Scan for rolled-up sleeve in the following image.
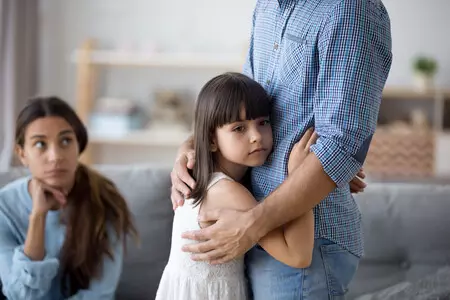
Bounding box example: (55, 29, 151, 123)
(0, 223, 59, 299)
(310, 0, 392, 187)
(11, 246, 59, 289)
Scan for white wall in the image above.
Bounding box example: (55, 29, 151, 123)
(436, 133, 450, 176)
(38, 0, 64, 99)
(38, 0, 256, 104)
(384, 0, 450, 87)
(38, 0, 450, 101)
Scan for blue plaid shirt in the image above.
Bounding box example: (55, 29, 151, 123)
(244, 0, 392, 257)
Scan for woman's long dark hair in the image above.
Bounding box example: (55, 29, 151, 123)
(190, 72, 271, 206)
(15, 96, 138, 297)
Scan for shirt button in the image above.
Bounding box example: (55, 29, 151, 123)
(273, 43, 279, 50)
(266, 80, 271, 85)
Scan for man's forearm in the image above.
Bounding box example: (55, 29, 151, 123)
(251, 153, 336, 239)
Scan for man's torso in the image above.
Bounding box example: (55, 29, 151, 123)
(247, 0, 365, 257)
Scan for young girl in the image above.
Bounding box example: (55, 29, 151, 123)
(156, 72, 316, 300)
(0, 97, 137, 299)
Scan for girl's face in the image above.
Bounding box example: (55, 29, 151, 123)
(212, 107, 273, 179)
(16, 116, 79, 192)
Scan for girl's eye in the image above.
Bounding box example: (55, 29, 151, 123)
(233, 126, 245, 133)
(261, 119, 271, 126)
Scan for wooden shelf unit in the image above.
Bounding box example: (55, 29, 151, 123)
(89, 128, 191, 147)
(73, 39, 245, 165)
(71, 49, 245, 69)
(382, 87, 450, 100)
(365, 87, 450, 179)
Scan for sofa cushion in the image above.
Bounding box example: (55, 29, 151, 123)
(355, 266, 450, 300)
(94, 165, 173, 300)
(349, 183, 450, 298)
(355, 281, 411, 300)
(391, 266, 450, 299)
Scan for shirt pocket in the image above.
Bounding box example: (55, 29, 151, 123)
(278, 32, 313, 90)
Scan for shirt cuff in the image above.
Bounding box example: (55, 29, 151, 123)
(12, 246, 60, 290)
(310, 138, 362, 188)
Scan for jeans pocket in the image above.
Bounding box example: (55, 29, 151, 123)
(320, 243, 359, 297)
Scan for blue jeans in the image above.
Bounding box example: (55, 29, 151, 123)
(245, 238, 360, 300)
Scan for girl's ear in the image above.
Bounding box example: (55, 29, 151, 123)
(210, 136, 218, 152)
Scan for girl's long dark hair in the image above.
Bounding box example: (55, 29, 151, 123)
(190, 72, 271, 206)
(15, 96, 138, 297)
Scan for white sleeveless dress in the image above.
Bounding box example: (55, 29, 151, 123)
(155, 172, 248, 300)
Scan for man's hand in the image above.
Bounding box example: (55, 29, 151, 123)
(171, 150, 196, 210)
(350, 168, 367, 193)
(181, 209, 261, 264)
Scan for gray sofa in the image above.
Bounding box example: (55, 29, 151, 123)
(1, 165, 450, 299)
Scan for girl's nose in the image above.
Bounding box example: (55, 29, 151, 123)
(250, 130, 262, 144)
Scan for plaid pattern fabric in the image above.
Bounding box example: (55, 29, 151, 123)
(244, 0, 392, 257)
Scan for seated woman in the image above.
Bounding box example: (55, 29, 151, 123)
(0, 96, 138, 299)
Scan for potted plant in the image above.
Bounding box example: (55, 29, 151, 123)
(413, 56, 438, 92)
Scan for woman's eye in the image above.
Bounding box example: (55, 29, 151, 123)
(61, 137, 72, 146)
(34, 141, 45, 149)
(261, 119, 271, 126)
(233, 126, 245, 132)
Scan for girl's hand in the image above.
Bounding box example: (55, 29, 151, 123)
(30, 178, 67, 215)
(288, 128, 318, 175)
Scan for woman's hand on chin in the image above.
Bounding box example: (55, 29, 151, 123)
(30, 178, 67, 215)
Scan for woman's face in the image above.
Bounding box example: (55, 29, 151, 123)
(16, 116, 79, 192)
